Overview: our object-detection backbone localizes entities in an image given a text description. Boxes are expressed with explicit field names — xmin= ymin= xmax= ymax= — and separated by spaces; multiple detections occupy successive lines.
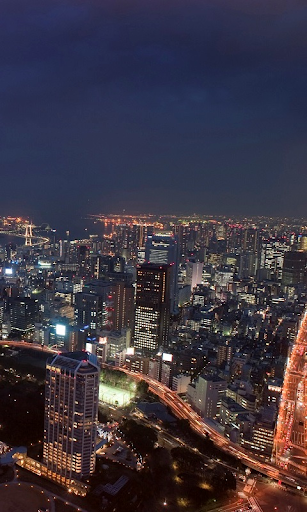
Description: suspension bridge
xmin=0 ymin=223 xmax=49 ymax=247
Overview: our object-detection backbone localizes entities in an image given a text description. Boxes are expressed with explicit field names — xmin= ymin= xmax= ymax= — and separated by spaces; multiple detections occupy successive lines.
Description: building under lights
xmin=274 ymin=311 xmax=307 ymax=475
xmin=134 ymin=263 xmax=171 ymax=355
xmin=43 ymin=352 xmax=99 ymax=486
xmin=145 ymin=232 xmax=179 ymax=313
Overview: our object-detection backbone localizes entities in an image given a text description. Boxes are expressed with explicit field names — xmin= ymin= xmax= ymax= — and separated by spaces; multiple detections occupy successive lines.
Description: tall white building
xmin=185 ymin=261 xmax=204 ymax=290
xmin=43 ymin=352 xmax=99 ymax=486
xmin=194 ymin=374 xmax=227 ymax=419
xmin=260 ymin=238 xmax=289 ymax=280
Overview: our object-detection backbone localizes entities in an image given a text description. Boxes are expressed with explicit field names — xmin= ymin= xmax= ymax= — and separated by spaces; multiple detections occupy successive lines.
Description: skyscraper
xmin=134 ymin=263 xmax=171 ymax=355
xmin=75 ymin=291 xmax=106 ymax=331
xmin=43 ymin=352 xmax=99 ymax=486
xmin=145 ymin=232 xmax=179 ymax=313
xmin=185 ymin=261 xmax=204 ymax=290
xmin=274 ymin=311 xmax=307 ymax=475
xmin=282 ymin=251 xmax=306 ymax=286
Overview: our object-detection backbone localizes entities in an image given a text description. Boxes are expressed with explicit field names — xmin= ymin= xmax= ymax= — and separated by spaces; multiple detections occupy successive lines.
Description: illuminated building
xmin=134 ymin=263 xmax=171 ymax=355
xmin=185 ymin=261 xmax=203 ymax=291
xmin=171 ymin=374 xmax=191 ymax=394
xmin=243 ymin=228 xmax=258 ymax=252
xmin=77 ymin=245 xmax=90 ymax=269
xmin=274 ymin=311 xmax=307 ymax=475
xmin=217 ymin=340 xmax=233 ymax=367
xmin=298 ymin=234 xmax=307 ymax=252
xmin=109 ymin=281 xmax=134 ymax=331
xmin=145 ymin=233 xmax=179 ymax=313
xmin=251 ymin=421 xmax=275 ymax=455
xmin=238 ymin=251 xmax=257 ymax=279
xmin=189 ymin=374 xmax=227 ymax=419
xmin=125 ymin=354 xmax=150 ymax=374
xmin=260 ymin=238 xmax=289 ymax=280
xmin=98 ymin=328 xmax=131 ymax=360
xmin=9 ymin=297 xmax=39 ymax=333
xmin=75 ymin=291 xmax=106 ymax=331
xmin=43 ymin=352 xmax=99 ymax=486
xmin=282 ymin=251 xmax=307 ymax=286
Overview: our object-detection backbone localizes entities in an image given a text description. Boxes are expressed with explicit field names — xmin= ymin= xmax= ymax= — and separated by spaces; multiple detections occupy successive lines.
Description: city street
xmin=253 ymin=479 xmax=307 ymax=512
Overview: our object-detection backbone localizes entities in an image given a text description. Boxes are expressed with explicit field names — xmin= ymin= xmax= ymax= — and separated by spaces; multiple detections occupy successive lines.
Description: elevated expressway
xmin=108 ymin=365 xmax=307 ymax=490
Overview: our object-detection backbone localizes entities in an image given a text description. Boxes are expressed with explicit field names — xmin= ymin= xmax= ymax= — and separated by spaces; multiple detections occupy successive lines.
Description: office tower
xmin=145 ymin=232 xmax=179 ymax=313
xmin=299 ymin=234 xmax=307 ymax=252
xmin=98 ymin=328 xmax=131 ymax=360
xmin=9 ymin=297 xmax=39 ymax=333
xmin=59 ymin=239 xmax=71 ymax=263
xmin=43 ymin=352 xmax=99 ymax=485
xmin=217 ymin=340 xmax=233 ymax=367
xmin=188 ymin=374 xmax=227 ymax=419
xmin=274 ymin=311 xmax=307 ymax=475
xmin=109 ymin=281 xmax=134 ymax=331
xmin=282 ymin=251 xmax=306 ymax=286
xmin=75 ymin=292 xmax=107 ymax=331
xmin=251 ymin=420 xmax=275 ymax=456
xmin=243 ymin=228 xmax=258 ymax=252
xmin=185 ymin=261 xmax=204 ymax=290
xmin=77 ymin=245 xmax=90 ymax=274
xmin=239 ymin=251 xmax=257 ymax=279
xmin=260 ymin=238 xmax=289 ymax=280
xmin=134 ymin=263 xmax=171 ymax=355
xmin=5 ymin=243 xmax=16 ymax=261
xmin=173 ymin=224 xmax=185 ymax=261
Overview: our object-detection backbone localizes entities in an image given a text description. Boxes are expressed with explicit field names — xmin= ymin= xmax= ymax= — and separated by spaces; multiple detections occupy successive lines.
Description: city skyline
xmin=1 ymin=1 xmax=307 ymax=508
xmin=1 ymin=211 xmax=307 ymax=509
xmin=1 ymin=0 xmax=306 ymax=228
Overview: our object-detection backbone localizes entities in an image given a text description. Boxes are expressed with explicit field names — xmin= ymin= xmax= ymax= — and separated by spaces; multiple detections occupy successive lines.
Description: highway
xmin=107 ymin=364 xmax=307 ymax=490
xmin=0 ymin=340 xmax=56 ymax=353
xmin=2 ymin=340 xmax=307 ymax=491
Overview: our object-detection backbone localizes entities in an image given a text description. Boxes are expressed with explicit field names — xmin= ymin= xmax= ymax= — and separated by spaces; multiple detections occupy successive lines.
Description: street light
xmin=163 ymin=498 xmax=167 ymax=506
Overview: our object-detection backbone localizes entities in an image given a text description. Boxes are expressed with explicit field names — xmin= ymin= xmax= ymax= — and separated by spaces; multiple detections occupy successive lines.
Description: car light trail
xmin=274 ymin=310 xmax=307 ymax=475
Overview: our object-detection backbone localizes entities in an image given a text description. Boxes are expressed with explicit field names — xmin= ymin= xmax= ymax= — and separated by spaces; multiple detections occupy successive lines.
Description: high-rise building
xmin=260 ymin=238 xmax=289 ymax=280
xmin=9 ymin=297 xmax=39 ymax=333
xmin=239 ymin=252 xmax=257 ymax=279
xmin=75 ymin=292 xmax=106 ymax=331
xmin=282 ymin=251 xmax=306 ymax=286
xmin=109 ymin=281 xmax=134 ymax=331
xmin=188 ymin=374 xmax=227 ymax=419
xmin=243 ymin=228 xmax=258 ymax=252
xmin=134 ymin=263 xmax=171 ymax=355
xmin=43 ymin=352 xmax=99 ymax=486
xmin=298 ymin=234 xmax=307 ymax=252
xmin=274 ymin=311 xmax=307 ymax=475
xmin=185 ymin=261 xmax=204 ymax=291
xmin=145 ymin=232 xmax=179 ymax=313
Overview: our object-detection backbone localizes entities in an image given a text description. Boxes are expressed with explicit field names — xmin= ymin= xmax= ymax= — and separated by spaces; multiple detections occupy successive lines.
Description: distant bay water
xmin=0 ymin=234 xmax=25 ymax=247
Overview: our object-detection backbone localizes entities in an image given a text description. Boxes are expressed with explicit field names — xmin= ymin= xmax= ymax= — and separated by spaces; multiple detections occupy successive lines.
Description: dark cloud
xmin=0 ymin=0 xmax=306 ymax=227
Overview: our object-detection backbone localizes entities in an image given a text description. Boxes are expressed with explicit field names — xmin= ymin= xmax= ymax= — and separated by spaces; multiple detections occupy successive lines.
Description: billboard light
xmin=56 ymin=324 xmax=66 ymax=336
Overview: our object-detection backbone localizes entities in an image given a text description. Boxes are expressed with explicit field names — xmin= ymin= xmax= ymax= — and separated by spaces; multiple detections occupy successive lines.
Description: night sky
xmin=1 ymin=0 xmax=307 ymax=229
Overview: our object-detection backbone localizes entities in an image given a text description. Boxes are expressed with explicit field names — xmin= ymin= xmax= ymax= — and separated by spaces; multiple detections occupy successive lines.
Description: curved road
xmin=107 ymin=365 xmax=307 ymax=490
